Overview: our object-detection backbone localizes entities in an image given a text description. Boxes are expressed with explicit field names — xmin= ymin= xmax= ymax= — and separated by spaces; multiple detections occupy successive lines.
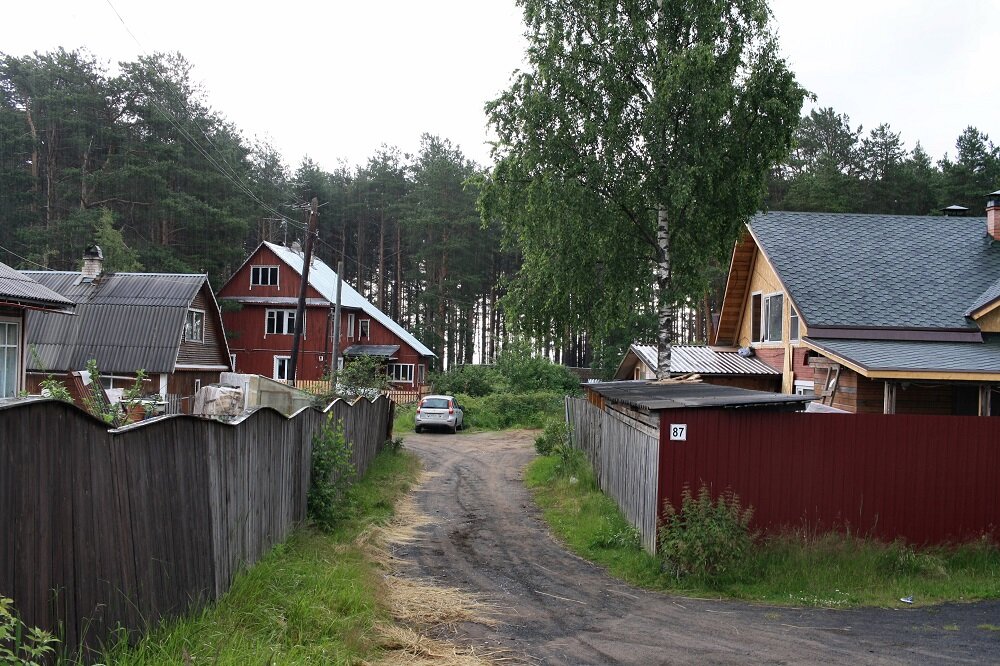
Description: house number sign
xmin=669 ymin=424 xmax=687 ymax=441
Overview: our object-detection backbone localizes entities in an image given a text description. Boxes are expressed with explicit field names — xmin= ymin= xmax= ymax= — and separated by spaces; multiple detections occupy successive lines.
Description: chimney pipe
xmin=988 ymin=190 xmax=1000 ymax=241
xmin=81 ymin=245 xmax=103 ymax=279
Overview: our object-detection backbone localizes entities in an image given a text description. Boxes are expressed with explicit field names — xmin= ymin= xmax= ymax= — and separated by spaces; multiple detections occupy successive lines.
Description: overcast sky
xmin=2 ymin=0 xmax=997 ymax=172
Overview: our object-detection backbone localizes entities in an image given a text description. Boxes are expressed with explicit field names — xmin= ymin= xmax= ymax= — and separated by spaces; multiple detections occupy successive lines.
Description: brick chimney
xmin=81 ymin=245 xmax=103 ymax=279
xmin=989 ymin=190 xmax=1000 ymax=241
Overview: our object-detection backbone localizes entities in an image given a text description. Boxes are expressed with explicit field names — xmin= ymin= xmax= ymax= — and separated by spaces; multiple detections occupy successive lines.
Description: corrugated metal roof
xmin=344 ymin=344 xmax=400 ymax=358
xmin=264 ymin=242 xmax=435 ymax=357
xmin=0 ymin=262 xmax=74 ymax=311
xmin=630 ymin=344 xmax=780 ymax=375
xmin=587 ymin=380 xmax=813 ymax=411
xmin=806 ymin=337 xmax=1000 ymax=375
xmin=22 ymin=271 xmax=208 ymax=374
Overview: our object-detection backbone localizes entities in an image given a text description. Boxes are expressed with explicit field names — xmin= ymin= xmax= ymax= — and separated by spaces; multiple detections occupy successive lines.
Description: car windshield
xmin=422 ymin=398 xmax=450 ymax=409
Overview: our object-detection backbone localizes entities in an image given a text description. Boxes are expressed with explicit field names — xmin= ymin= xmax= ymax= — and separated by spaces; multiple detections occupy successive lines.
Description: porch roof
xmin=804 ymin=337 xmax=1000 ymax=381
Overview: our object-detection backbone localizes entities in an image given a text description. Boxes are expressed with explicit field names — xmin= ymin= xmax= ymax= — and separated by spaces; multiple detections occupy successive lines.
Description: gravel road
xmin=395 ymin=430 xmax=1000 ymax=665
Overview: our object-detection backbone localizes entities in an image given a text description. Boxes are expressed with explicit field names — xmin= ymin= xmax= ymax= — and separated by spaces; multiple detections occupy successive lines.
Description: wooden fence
xmin=0 ymin=395 xmax=393 ymax=659
xmin=566 ymin=397 xmax=660 ymax=552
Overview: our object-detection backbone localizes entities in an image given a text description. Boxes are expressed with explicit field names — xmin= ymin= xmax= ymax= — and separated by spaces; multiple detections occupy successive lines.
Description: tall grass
xmin=102 ymin=450 xmax=420 ymax=665
xmin=526 ymin=454 xmax=1000 ymax=607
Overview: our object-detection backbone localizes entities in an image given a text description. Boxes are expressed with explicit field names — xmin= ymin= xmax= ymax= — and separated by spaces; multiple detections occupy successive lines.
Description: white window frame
xmin=0 ymin=317 xmax=21 ymax=398
xmin=347 ymin=313 xmax=355 ymax=339
xmin=265 ymin=308 xmax=300 ymax=336
xmin=273 ymin=355 xmax=291 ymax=381
xmin=359 ymin=319 xmax=370 ymax=339
xmin=794 ymin=379 xmax=815 ymax=396
xmin=250 ymin=265 xmax=279 ymax=287
xmin=789 ymin=306 xmax=800 ymax=342
xmin=184 ymin=309 xmax=205 ymax=343
xmin=762 ymin=292 xmax=783 ymax=343
xmin=387 ymin=363 xmax=414 ymax=384
xmin=229 ymin=353 xmax=237 ymax=370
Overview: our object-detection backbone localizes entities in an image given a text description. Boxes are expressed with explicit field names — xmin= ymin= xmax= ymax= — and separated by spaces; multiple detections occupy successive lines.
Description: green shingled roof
xmin=750 ymin=211 xmax=1000 ymax=330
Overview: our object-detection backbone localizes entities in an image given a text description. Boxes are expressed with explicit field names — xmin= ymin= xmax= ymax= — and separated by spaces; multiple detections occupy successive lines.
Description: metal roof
xmin=629 ymin=344 xmax=780 ymax=376
xmin=263 ymin=242 xmax=435 ymax=358
xmin=750 ymin=211 xmax=1000 ymax=330
xmin=0 ymin=262 xmax=74 ymax=311
xmin=22 ymin=271 xmax=208 ymax=374
xmin=805 ymin=337 xmax=1000 ymax=375
xmin=586 ymin=380 xmax=813 ymax=411
xmin=344 ymin=344 xmax=400 ymax=358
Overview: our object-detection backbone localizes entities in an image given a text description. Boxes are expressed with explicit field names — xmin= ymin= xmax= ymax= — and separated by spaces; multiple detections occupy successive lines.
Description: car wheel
xmin=415 ymin=425 xmax=422 ymax=434
xmin=450 ymin=424 xmax=457 ymax=434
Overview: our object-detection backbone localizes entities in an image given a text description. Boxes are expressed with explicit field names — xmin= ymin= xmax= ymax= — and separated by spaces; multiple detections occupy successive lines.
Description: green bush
xmin=429 ymin=365 xmax=500 ymax=397
xmin=535 ymin=419 xmax=571 ymax=455
xmin=658 ymin=485 xmax=755 ymax=581
xmin=495 ymin=341 xmax=582 ymax=394
xmin=461 ymin=391 xmax=565 ymax=430
xmin=308 ymin=414 xmax=356 ymax=530
xmin=0 ymin=596 xmax=58 ymax=664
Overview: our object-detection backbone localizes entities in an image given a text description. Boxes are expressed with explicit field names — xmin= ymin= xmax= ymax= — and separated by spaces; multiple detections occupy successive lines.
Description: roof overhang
xmin=803 ymin=337 xmax=1000 ymax=382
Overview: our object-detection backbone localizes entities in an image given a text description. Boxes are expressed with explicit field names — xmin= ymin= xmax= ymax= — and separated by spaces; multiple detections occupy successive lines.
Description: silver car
xmin=415 ymin=394 xmax=464 ymax=434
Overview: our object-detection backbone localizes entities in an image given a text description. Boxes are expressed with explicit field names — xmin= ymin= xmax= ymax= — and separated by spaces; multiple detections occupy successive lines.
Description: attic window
xmin=251 ymin=266 xmax=279 ymax=287
xmin=789 ymin=306 xmax=800 ymax=342
xmin=751 ymin=293 xmax=762 ymax=343
xmin=185 ymin=309 xmax=205 ymax=343
xmin=764 ymin=293 xmax=783 ymax=343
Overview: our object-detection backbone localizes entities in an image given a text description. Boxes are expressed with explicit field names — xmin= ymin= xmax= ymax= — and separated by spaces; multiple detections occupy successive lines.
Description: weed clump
xmin=534 ymin=420 xmax=570 ymax=455
xmin=308 ymin=414 xmax=356 ymax=530
xmin=659 ymin=484 xmax=755 ymax=581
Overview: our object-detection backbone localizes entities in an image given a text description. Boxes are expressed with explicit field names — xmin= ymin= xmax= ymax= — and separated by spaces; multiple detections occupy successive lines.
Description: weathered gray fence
xmin=0 ymin=395 xmax=392 ymax=659
xmin=565 ymin=397 xmax=660 ymax=553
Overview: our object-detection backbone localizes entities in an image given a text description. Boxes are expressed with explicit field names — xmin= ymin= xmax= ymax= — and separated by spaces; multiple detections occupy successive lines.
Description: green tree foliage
xmin=481 ymin=0 xmax=805 ymax=377
xmin=337 ymin=354 xmax=391 ymax=399
xmin=307 ymin=414 xmax=355 ymax=531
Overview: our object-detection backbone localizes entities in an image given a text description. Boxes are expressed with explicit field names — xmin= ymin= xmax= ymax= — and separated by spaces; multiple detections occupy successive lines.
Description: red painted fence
xmin=658 ymin=410 xmax=1000 ymax=545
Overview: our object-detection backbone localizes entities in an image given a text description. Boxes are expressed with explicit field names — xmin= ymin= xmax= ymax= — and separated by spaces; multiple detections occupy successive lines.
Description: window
xmin=266 ymin=309 xmax=298 ymax=335
xmin=185 ymin=309 xmax=205 ymax=342
xmin=751 ymin=292 xmax=762 ymax=343
xmin=387 ymin=363 xmax=414 ymax=383
xmin=763 ymin=293 xmax=783 ymax=343
xmin=229 ymin=353 xmax=237 ymax=370
xmin=347 ymin=313 xmax=355 ymax=338
xmin=789 ymin=306 xmax=800 ymax=342
xmin=0 ymin=319 xmax=19 ymax=398
xmin=417 ymin=364 xmax=425 ymax=384
xmin=251 ymin=265 xmax=279 ymax=286
xmin=273 ymin=355 xmax=290 ymax=381
xmin=359 ymin=319 xmax=370 ymax=339
xmin=794 ymin=380 xmax=814 ymax=396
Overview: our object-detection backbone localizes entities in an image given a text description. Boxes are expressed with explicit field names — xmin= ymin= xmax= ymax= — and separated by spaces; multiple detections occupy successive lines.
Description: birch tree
xmin=482 ymin=0 xmax=804 ymax=377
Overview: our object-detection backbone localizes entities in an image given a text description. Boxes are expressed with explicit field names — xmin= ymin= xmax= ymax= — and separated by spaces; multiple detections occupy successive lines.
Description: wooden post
xmin=329 ymin=260 xmax=344 ymax=394
xmin=883 ymin=381 xmax=896 ymax=414
xmin=979 ymin=385 xmax=991 ymax=416
xmin=289 ymin=198 xmax=318 ymax=384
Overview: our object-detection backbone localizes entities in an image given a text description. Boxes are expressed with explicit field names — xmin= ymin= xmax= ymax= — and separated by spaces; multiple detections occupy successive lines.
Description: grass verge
xmin=526 ymin=453 xmax=1000 ymax=608
xmin=103 ymin=449 xmax=421 ymax=665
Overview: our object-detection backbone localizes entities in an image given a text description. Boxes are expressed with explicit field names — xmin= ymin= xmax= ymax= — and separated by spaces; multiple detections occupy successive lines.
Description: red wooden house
xmin=218 ymin=242 xmax=435 ymax=386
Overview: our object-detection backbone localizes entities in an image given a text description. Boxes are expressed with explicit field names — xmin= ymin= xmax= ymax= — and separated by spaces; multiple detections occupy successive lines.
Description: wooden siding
xmin=657 ymin=409 xmax=1000 ymax=545
xmin=176 ymin=286 xmax=230 ymax=368
xmin=566 ymin=397 xmax=660 ymax=553
xmin=0 ymin=395 xmax=392 ymax=659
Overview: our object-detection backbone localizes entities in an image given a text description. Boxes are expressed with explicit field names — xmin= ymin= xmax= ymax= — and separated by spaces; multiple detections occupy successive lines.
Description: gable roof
xmin=614 ymin=343 xmax=780 ymax=380
xmin=0 ymin=262 xmax=74 ymax=312
xmin=260 ymin=242 xmax=435 ymax=358
xmin=22 ymin=271 xmax=213 ymax=373
xmin=749 ymin=211 xmax=1000 ymax=332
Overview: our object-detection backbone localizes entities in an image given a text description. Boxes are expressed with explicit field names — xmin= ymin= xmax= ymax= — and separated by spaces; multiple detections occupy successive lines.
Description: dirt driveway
xmin=395 ymin=430 xmax=1000 ymax=665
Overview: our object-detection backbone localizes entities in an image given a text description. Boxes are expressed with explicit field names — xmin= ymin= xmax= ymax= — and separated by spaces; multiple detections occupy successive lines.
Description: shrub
xmin=308 ymin=414 xmax=356 ymax=530
xmin=535 ymin=419 xmax=571 ymax=455
xmin=0 ymin=596 xmax=58 ymax=665
xmin=460 ymin=391 xmax=565 ymax=430
xmin=429 ymin=365 xmax=499 ymax=397
xmin=337 ymin=354 xmax=390 ymax=399
xmin=495 ymin=341 xmax=582 ymax=394
xmin=658 ymin=485 xmax=755 ymax=581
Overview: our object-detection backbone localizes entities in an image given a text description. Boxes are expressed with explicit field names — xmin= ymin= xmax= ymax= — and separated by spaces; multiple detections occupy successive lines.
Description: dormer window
xmin=251 ymin=266 xmax=279 ymax=287
xmin=185 ymin=309 xmax=205 ymax=342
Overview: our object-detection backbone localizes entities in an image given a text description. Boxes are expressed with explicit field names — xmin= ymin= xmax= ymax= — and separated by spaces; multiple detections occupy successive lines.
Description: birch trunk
xmin=656 ymin=205 xmax=673 ymax=379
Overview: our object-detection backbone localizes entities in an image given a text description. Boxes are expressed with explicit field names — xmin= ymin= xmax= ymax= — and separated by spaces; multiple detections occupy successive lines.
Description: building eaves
xmin=804 ymin=337 xmax=1000 ymax=378
xmin=586 ymin=380 xmax=812 ymax=411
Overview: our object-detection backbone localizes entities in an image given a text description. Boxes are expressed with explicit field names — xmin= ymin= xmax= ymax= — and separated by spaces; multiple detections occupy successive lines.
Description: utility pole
xmin=329 ymin=260 xmax=344 ymax=394
xmin=288 ymin=197 xmax=318 ymax=385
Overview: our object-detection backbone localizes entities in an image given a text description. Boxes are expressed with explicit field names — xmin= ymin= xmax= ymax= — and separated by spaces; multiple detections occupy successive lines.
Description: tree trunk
xmin=656 ymin=205 xmax=673 ymax=379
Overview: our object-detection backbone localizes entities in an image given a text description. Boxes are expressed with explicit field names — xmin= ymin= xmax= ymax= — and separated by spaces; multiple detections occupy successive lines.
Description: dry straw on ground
xmin=362 ymin=475 xmax=506 ymax=666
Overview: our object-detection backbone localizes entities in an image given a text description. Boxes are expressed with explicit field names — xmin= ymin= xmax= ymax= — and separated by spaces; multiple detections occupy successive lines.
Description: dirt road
xmin=394 ymin=430 xmax=1000 ymax=665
